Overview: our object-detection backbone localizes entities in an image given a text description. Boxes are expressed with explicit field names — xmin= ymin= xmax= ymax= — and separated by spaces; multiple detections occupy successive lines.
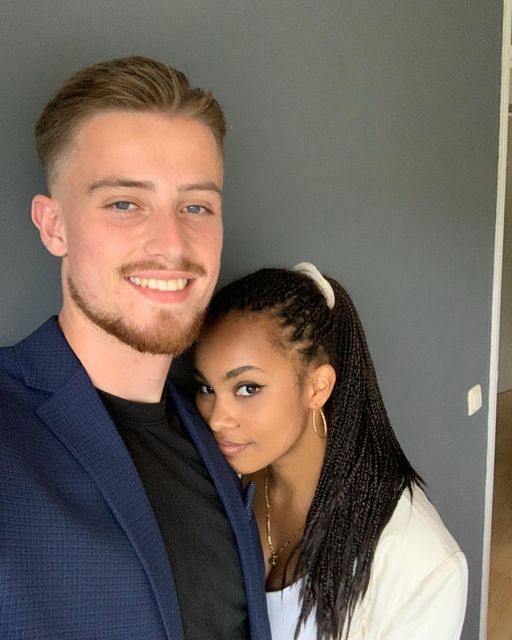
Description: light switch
xmin=467 ymin=384 xmax=482 ymax=416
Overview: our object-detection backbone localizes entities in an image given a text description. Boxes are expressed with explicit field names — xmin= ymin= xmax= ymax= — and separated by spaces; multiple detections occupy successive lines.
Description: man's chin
xmin=102 ymin=311 xmax=205 ymax=356
xmin=67 ymin=276 xmax=206 ymax=356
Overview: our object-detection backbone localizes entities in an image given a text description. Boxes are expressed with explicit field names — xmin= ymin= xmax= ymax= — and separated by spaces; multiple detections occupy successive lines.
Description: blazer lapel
xmin=17 ymin=319 xmax=183 ymax=640
xmin=168 ymin=383 xmax=271 ymax=640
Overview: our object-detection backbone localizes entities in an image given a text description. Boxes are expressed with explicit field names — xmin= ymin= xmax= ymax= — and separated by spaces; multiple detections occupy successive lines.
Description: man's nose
xmin=143 ymin=209 xmax=188 ymax=261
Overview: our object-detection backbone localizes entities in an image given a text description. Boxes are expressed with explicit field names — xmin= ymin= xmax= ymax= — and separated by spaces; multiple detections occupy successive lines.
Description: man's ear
xmin=307 ymin=363 xmax=336 ymax=409
xmin=31 ymin=194 xmax=67 ymax=257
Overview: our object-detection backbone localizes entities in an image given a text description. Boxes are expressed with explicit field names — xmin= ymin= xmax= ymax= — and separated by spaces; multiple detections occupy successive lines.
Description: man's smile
xmin=128 ymin=276 xmax=188 ymax=291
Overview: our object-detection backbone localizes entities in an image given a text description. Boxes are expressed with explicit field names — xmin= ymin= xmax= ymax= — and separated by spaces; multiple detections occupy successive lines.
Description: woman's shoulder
xmin=357 ymin=486 xmax=468 ymax=637
xmin=371 ymin=484 xmax=467 ymax=587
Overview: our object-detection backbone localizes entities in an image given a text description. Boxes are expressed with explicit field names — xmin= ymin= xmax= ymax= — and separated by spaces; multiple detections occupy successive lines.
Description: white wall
xmin=499 ymin=113 xmax=512 ymax=393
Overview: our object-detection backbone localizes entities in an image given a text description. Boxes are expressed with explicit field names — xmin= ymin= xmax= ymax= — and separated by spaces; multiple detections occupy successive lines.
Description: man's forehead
xmin=50 ymin=111 xmax=223 ymax=193
xmin=63 ymin=110 xmax=221 ymax=160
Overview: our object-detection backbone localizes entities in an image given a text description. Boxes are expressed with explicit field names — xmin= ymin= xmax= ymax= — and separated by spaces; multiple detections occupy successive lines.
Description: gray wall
xmin=0 ymin=2 xmax=504 ymax=638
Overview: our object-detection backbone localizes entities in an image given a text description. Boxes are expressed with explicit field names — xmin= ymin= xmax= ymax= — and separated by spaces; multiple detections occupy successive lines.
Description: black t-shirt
xmin=98 ymin=389 xmax=249 ymax=640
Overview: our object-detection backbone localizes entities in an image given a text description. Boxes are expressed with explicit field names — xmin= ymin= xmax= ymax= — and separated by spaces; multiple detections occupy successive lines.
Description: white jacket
xmin=266 ymin=487 xmax=468 ymax=639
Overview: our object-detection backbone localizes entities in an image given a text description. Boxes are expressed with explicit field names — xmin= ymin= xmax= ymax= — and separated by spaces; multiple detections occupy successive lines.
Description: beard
xmin=67 ymin=274 xmax=206 ymax=356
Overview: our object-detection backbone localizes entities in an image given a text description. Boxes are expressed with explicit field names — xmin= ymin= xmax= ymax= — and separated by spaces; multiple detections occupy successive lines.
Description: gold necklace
xmin=264 ymin=466 xmax=304 ymax=567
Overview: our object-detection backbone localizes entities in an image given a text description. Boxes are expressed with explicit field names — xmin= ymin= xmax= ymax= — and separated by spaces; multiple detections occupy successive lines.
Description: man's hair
xmin=35 ymin=55 xmax=226 ymax=186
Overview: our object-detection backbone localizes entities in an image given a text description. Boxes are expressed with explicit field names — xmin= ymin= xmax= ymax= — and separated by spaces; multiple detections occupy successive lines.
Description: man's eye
xmin=184 ymin=204 xmax=210 ymax=215
xmin=236 ymin=384 xmax=262 ymax=397
xmin=110 ymin=201 xmax=135 ymax=211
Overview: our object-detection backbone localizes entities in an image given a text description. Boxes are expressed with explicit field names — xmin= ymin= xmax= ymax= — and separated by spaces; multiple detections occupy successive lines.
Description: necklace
xmin=264 ymin=466 xmax=304 ymax=567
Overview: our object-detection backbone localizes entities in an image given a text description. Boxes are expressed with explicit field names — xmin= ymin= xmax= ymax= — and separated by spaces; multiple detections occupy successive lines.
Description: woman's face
xmin=194 ymin=312 xmax=317 ymax=475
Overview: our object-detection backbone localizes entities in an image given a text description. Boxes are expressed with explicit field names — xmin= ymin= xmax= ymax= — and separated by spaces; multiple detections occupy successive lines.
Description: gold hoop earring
xmin=312 ymin=408 xmax=328 ymax=439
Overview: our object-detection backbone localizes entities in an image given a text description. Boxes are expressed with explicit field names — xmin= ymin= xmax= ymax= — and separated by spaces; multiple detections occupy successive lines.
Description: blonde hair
xmin=35 ymin=55 xmax=226 ymax=185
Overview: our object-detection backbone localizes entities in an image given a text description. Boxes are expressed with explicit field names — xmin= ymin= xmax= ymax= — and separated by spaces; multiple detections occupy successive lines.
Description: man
xmin=0 ymin=56 xmax=270 ymax=640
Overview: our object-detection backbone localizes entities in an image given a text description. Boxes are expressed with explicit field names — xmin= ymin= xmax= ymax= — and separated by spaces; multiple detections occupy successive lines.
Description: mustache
xmin=119 ymin=259 xmax=206 ymax=277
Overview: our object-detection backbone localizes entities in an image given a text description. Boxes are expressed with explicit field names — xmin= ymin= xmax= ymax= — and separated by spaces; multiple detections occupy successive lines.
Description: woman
xmin=194 ymin=263 xmax=468 ymax=640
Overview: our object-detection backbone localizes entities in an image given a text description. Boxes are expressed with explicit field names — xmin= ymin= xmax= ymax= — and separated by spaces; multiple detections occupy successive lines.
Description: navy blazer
xmin=0 ymin=318 xmax=271 ymax=640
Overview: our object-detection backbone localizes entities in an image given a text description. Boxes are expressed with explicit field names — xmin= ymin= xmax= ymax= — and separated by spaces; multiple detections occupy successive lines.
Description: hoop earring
xmin=312 ymin=408 xmax=328 ymax=439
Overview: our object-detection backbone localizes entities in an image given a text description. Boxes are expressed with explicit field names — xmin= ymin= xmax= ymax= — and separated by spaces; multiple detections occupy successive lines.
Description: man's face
xmin=43 ymin=111 xmax=223 ymax=355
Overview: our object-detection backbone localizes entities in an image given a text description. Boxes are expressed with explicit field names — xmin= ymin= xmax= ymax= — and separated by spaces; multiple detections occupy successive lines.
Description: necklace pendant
xmin=269 ymin=554 xmax=278 ymax=567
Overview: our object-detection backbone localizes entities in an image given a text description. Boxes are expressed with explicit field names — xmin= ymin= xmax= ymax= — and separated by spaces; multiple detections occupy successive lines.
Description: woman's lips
xmin=216 ymin=440 xmax=250 ymax=457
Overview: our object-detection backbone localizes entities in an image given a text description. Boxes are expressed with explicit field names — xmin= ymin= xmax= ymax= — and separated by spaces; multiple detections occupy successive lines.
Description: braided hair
xmin=203 ymin=267 xmax=422 ymax=640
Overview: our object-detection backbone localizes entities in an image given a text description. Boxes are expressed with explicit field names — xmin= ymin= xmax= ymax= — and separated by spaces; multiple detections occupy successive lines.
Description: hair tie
xmin=291 ymin=262 xmax=335 ymax=310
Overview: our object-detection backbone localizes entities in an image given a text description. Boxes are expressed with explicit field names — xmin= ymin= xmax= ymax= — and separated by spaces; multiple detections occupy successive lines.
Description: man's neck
xmin=58 ymin=310 xmax=173 ymax=403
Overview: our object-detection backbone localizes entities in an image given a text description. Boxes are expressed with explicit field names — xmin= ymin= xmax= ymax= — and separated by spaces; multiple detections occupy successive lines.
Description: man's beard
xmin=67 ymin=274 xmax=205 ymax=356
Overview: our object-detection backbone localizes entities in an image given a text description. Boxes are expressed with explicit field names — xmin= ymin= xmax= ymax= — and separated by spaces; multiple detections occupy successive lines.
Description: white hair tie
xmin=291 ymin=262 xmax=335 ymax=310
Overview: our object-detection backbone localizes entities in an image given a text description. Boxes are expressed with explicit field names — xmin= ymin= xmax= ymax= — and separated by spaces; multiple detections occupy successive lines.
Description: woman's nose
xmin=208 ymin=399 xmax=239 ymax=433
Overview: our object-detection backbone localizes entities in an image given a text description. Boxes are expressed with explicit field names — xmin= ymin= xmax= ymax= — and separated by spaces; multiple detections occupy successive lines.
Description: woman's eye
xmin=197 ymin=383 xmax=214 ymax=395
xmin=236 ymin=384 xmax=262 ymax=397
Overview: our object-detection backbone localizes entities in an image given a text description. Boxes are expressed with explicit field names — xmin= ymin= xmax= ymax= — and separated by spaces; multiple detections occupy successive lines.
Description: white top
xmin=266 ymin=487 xmax=468 ymax=639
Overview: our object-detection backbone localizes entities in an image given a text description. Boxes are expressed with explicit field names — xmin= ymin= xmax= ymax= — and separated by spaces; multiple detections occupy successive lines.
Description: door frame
xmin=480 ymin=1 xmax=511 ymax=637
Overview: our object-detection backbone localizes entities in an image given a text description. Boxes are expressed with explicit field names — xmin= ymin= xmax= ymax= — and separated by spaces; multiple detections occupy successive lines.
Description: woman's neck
xmin=248 ymin=421 xmax=327 ymax=588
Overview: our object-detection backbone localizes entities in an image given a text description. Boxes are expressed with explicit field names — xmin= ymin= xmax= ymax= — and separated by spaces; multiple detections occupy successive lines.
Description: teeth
xmin=129 ymin=277 xmax=188 ymax=291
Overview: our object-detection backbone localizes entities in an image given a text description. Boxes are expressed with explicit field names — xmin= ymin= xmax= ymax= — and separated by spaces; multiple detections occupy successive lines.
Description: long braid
xmin=203 ymin=268 xmax=422 ymax=640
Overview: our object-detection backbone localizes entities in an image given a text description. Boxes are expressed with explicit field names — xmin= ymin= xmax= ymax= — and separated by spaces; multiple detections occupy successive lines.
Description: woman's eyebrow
xmin=194 ymin=365 xmax=265 ymax=382
xmin=224 ymin=366 xmax=264 ymax=380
